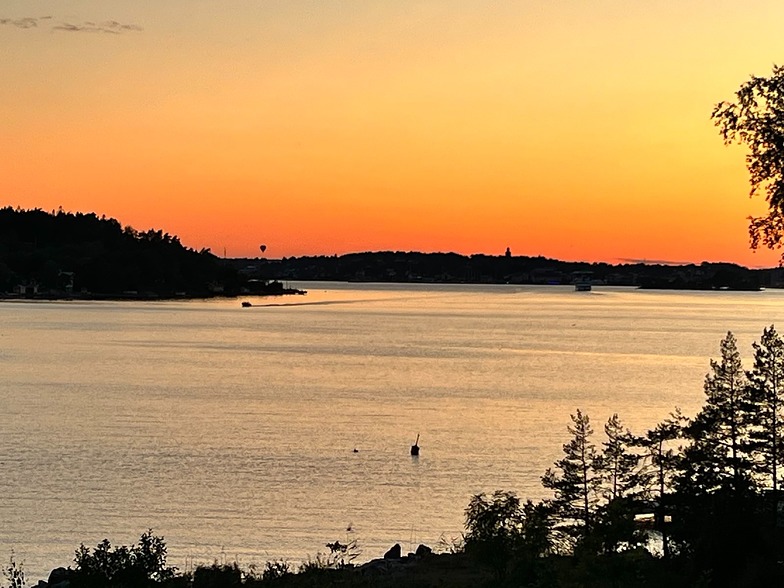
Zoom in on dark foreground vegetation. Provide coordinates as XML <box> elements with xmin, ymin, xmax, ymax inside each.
<box><xmin>9</xmin><ymin>326</ymin><xmax>784</xmax><ymax>588</ymax></box>
<box><xmin>0</xmin><ymin>207</ymin><xmax>299</xmax><ymax>299</ymax></box>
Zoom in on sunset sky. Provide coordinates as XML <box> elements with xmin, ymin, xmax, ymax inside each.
<box><xmin>3</xmin><ymin>1</ymin><xmax>784</xmax><ymax>266</ymax></box>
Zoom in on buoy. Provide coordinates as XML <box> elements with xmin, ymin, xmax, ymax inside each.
<box><xmin>410</xmin><ymin>434</ymin><xmax>420</xmax><ymax>456</ymax></box>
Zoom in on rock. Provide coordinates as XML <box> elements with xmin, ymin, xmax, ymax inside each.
<box><xmin>47</xmin><ymin>568</ymin><xmax>68</xmax><ymax>585</ymax></box>
<box><xmin>415</xmin><ymin>544</ymin><xmax>432</xmax><ymax>557</ymax></box>
<box><xmin>47</xmin><ymin>567</ymin><xmax>70</xmax><ymax>588</ymax></box>
<box><xmin>383</xmin><ymin>543</ymin><xmax>402</xmax><ymax>559</ymax></box>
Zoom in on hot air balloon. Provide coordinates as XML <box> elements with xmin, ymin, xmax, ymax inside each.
<box><xmin>259</xmin><ymin>244</ymin><xmax>267</xmax><ymax>253</ymax></box>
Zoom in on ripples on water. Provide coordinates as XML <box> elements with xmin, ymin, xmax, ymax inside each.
<box><xmin>1</xmin><ymin>283</ymin><xmax>782</xmax><ymax>580</ymax></box>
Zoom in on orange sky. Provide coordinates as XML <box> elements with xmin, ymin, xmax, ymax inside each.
<box><xmin>3</xmin><ymin>1</ymin><xmax>784</xmax><ymax>266</ymax></box>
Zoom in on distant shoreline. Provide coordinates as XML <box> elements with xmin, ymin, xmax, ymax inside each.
<box><xmin>1</xmin><ymin>280</ymin><xmax>774</xmax><ymax>302</ymax></box>
<box><xmin>0</xmin><ymin>282</ymin><xmax>307</xmax><ymax>302</ymax></box>
<box><xmin>225</xmin><ymin>252</ymin><xmax>780</xmax><ymax>291</ymax></box>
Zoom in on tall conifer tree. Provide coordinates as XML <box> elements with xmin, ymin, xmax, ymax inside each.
<box><xmin>600</xmin><ymin>413</ymin><xmax>640</xmax><ymax>502</ymax></box>
<box><xmin>748</xmin><ymin>325</ymin><xmax>784</xmax><ymax>492</ymax></box>
<box><xmin>635</xmin><ymin>410</ymin><xmax>685</xmax><ymax>559</ymax></box>
<box><xmin>542</xmin><ymin>410</ymin><xmax>602</xmax><ymax>540</ymax></box>
<box><xmin>685</xmin><ymin>331</ymin><xmax>755</xmax><ymax>494</ymax></box>
<box><xmin>590</xmin><ymin>414</ymin><xmax>647</xmax><ymax>554</ymax></box>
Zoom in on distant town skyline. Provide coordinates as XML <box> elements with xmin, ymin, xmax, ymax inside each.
<box><xmin>3</xmin><ymin>1</ymin><xmax>784</xmax><ymax>267</ymax></box>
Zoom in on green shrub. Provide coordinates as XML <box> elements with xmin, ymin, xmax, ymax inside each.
<box><xmin>3</xmin><ymin>555</ymin><xmax>25</xmax><ymax>588</ymax></box>
<box><xmin>192</xmin><ymin>563</ymin><xmax>241</xmax><ymax>588</ymax></box>
<box><xmin>72</xmin><ymin>530</ymin><xmax>175</xmax><ymax>588</ymax></box>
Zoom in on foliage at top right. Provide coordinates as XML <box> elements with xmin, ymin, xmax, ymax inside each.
<box><xmin>713</xmin><ymin>64</ymin><xmax>784</xmax><ymax>259</ymax></box>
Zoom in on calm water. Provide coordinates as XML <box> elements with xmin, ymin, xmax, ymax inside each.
<box><xmin>2</xmin><ymin>282</ymin><xmax>783</xmax><ymax>580</ymax></box>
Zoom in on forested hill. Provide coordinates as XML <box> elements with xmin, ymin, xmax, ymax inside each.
<box><xmin>230</xmin><ymin>251</ymin><xmax>776</xmax><ymax>290</ymax></box>
<box><xmin>0</xmin><ymin>207</ymin><xmax>243</xmax><ymax>298</ymax></box>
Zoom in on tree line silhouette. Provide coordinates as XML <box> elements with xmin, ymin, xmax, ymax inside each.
<box><xmin>1</xmin><ymin>206</ymin><xmax>773</xmax><ymax>295</ymax></box>
<box><xmin>0</xmin><ymin>207</ymin><xmax>243</xmax><ymax>297</ymax></box>
<box><xmin>231</xmin><ymin>251</ymin><xmax>770</xmax><ymax>290</ymax></box>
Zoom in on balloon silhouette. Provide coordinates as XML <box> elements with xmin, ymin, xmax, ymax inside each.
<box><xmin>259</xmin><ymin>244</ymin><xmax>267</xmax><ymax>253</ymax></box>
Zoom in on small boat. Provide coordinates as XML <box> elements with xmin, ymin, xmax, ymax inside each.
<box><xmin>572</xmin><ymin>271</ymin><xmax>592</xmax><ymax>292</ymax></box>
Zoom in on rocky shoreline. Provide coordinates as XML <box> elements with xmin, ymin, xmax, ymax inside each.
<box><xmin>26</xmin><ymin>542</ymin><xmax>493</xmax><ymax>588</ymax></box>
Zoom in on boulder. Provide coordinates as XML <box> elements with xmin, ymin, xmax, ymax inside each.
<box><xmin>383</xmin><ymin>543</ymin><xmax>402</xmax><ymax>559</ymax></box>
<box><xmin>47</xmin><ymin>568</ymin><xmax>69</xmax><ymax>586</ymax></box>
<box><xmin>415</xmin><ymin>544</ymin><xmax>432</xmax><ymax>557</ymax></box>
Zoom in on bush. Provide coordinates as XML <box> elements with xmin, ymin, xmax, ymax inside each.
<box><xmin>464</xmin><ymin>491</ymin><xmax>553</xmax><ymax>579</ymax></box>
<box><xmin>3</xmin><ymin>555</ymin><xmax>25</xmax><ymax>588</ymax></box>
<box><xmin>192</xmin><ymin>563</ymin><xmax>241</xmax><ymax>588</ymax></box>
<box><xmin>72</xmin><ymin>530</ymin><xmax>175</xmax><ymax>588</ymax></box>
<box><xmin>261</xmin><ymin>560</ymin><xmax>292</xmax><ymax>581</ymax></box>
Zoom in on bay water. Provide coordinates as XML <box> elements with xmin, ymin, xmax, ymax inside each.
<box><xmin>1</xmin><ymin>282</ymin><xmax>783</xmax><ymax>580</ymax></box>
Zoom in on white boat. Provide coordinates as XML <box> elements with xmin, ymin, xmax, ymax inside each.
<box><xmin>572</xmin><ymin>271</ymin><xmax>593</xmax><ymax>292</ymax></box>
